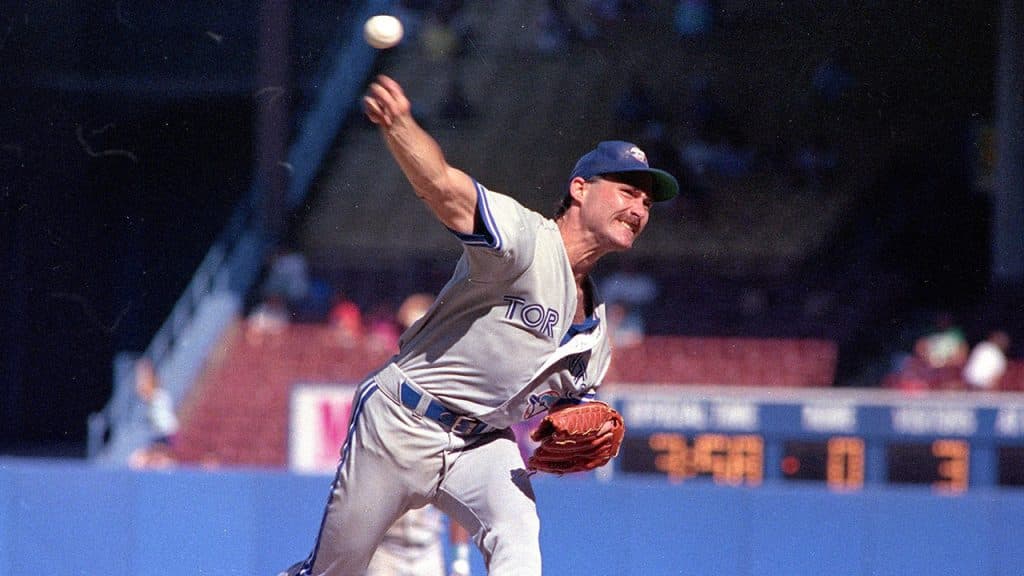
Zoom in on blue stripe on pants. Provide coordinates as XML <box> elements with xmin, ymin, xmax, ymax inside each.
<box><xmin>297</xmin><ymin>381</ymin><xmax>378</xmax><ymax>576</ymax></box>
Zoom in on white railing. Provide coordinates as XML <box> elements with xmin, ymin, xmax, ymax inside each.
<box><xmin>87</xmin><ymin>0</ymin><xmax>394</xmax><ymax>463</ymax></box>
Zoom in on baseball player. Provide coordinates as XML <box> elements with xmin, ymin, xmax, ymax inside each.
<box><xmin>285</xmin><ymin>74</ymin><xmax>678</xmax><ymax>575</ymax></box>
<box><xmin>365</xmin><ymin>506</ymin><xmax>471</xmax><ymax>576</ymax></box>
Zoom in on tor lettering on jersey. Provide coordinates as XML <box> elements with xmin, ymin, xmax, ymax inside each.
<box><xmin>502</xmin><ymin>296</ymin><xmax>560</xmax><ymax>338</ymax></box>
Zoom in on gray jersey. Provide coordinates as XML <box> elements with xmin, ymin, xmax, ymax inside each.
<box><xmin>391</xmin><ymin>182</ymin><xmax>611</xmax><ymax>429</ymax></box>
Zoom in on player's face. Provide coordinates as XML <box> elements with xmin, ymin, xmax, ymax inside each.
<box><xmin>579</xmin><ymin>172</ymin><xmax>653</xmax><ymax>251</ymax></box>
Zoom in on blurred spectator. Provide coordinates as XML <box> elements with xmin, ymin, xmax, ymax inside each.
<box><xmin>674</xmin><ymin>0</ymin><xmax>712</xmax><ymax>39</ymax></box>
<box><xmin>262</xmin><ymin>246</ymin><xmax>310</xmax><ymax>313</ymax></box>
<box><xmin>601</xmin><ymin>263</ymin><xmax>658</xmax><ymax>345</ymax></box>
<box><xmin>532</xmin><ymin>7</ymin><xmax>563</xmax><ymax>54</ymax></box>
<box><xmin>366</xmin><ymin>506</ymin><xmax>441</xmax><ymax>576</ymax></box>
<box><xmin>533</xmin><ymin>0</ymin><xmax>598</xmax><ymax>54</ymax></box>
<box><xmin>613</xmin><ymin>78</ymin><xmax>658</xmax><ymax>139</ymax></box>
<box><xmin>368</xmin><ymin>506</ymin><xmax>444</xmax><ymax>575</ymax></box>
<box><xmin>397</xmin><ymin>292</ymin><xmax>436</xmax><ymax>331</ymax></box>
<box><xmin>129</xmin><ymin>358</ymin><xmax>179</xmax><ymax>469</ymax></box>
<box><xmin>891</xmin><ymin>311</ymin><xmax>970</xmax><ymax>390</ymax></box>
<box><xmin>421</xmin><ymin>11</ymin><xmax>460</xmax><ymax>62</ymax></box>
<box><xmin>366</xmin><ymin>506</ymin><xmax>473</xmax><ymax>576</ymax></box>
<box><xmin>963</xmin><ymin>330</ymin><xmax>1012</xmax><ymax>390</ymax></box>
<box><xmin>914</xmin><ymin>311</ymin><xmax>969</xmax><ymax>372</ymax></box>
<box><xmin>791</xmin><ymin>134</ymin><xmax>838</xmax><ymax>192</ymax></box>
<box><xmin>681</xmin><ymin>131</ymin><xmax>755</xmax><ymax>180</ymax></box>
<box><xmin>884</xmin><ymin>311</ymin><xmax>971</xmax><ymax>391</ymax></box>
<box><xmin>247</xmin><ymin>293</ymin><xmax>290</xmax><ymax>344</ymax></box>
<box><xmin>679</xmin><ymin>82</ymin><xmax>756</xmax><ymax>183</ymax></box>
<box><xmin>884</xmin><ymin>353</ymin><xmax>932</xmax><ymax>392</ymax></box>
<box><xmin>419</xmin><ymin>0</ymin><xmax>478</xmax><ymax>123</ymax></box>
<box><xmin>366</xmin><ymin>302</ymin><xmax>401</xmax><ymax>353</ymax></box>
<box><xmin>327</xmin><ymin>292</ymin><xmax>364</xmax><ymax>348</ymax></box>
<box><xmin>607</xmin><ymin>301</ymin><xmax>643</xmax><ymax>348</ymax></box>
<box><xmin>293</xmin><ymin>276</ymin><xmax>334</xmax><ymax>323</ymax></box>
<box><xmin>812</xmin><ymin>49</ymin><xmax>856</xmax><ymax>105</ymax></box>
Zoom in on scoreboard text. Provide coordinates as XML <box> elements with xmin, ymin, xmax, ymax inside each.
<box><xmin>603</xmin><ymin>386</ymin><xmax>1024</xmax><ymax>492</ymax></box>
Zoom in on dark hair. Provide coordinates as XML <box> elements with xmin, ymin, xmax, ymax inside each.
<box><xmin>553</xmin><ymin>192</ymin><xmax>573</xmax><ymax>219</ymax></box>
<box><xmin>553</xmin><ymin>176</ymin><xmax>602</xmax><ymax>219</ymax></box>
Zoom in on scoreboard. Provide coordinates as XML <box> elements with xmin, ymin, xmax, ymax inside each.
<box><xmin>600</xmin><ymin>385</ymin><xmax>1024</xmax><ymax>492</ymax></box>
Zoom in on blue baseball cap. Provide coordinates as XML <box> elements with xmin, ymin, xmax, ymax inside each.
<box><xmin>569</xmin><ymin>140</ymin><xmax>680</xmax><ymax>202</ymax></box>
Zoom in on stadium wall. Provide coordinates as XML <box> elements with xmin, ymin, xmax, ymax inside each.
<box><xmin>1</xmin><ymin>458</ymin><xmax>1022</xmax><ymax>576</ymax></box>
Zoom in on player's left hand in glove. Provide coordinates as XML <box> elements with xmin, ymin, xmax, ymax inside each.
<box><xmin>527</xmin><ymin>401</ymin><xmax>625</xmax><ymax>474</ymax></box>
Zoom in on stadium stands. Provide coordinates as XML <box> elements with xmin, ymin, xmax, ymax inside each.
<box><xmin>175</xmin><ymin>322</ymin><xmax>390</xmax><ymax>467</ymax></box>
<box><xmin>173</xmin><ymin>319</ymin><xmax>1024</xmax><ymax>468</ymax></box>
<box><xmin>298</xmin><ymin>0</ymin><xmax>877</xmax><ymax>274</ymax></box>
<box><xmin>174</xmin><ymin>320</ymin><xmax>837</xmax><ymax>467</ymax></box>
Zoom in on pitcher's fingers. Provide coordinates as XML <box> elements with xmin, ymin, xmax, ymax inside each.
<box><xmin>374</xmin><ymin>75</ymin><xmax>404</xmax><ymax>99</ymax></box>
<box><xmin>372</xmin><ymin>75</ymin><xmax>410</xmax><ymax>113</ymax></box>
<box><xmin>365</xmin><ymin>82</ymin><xmax>401</xmax><ymax>117</ymax></box>
<box><xmin>362</xmin><ymin>96</ymin><xmax>389</xmax><ymax>126</ymax></box>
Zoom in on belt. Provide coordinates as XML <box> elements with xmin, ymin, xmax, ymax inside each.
<box><xmin>374</xmin><ymin>363</ymin><xmax>496</xmax><ymax>436</ymax></box>
<box><xmin>398</xmin><ymin>381</ymin><xmax>494</xmax><ymax>436</ymax></box>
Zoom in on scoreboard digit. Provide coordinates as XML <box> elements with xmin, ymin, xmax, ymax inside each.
<box><xmin>620</xmin><ymin>432</ymin><xmax>763</xmax><ymax>486</ymax></box>
<box><xmin>781</xmin><ymin>437</ymin><xmax>865</xmax><ymax>489</ymax></box>
<box><xmin>886</xmin><ymin>439</ymin><xmax>970</xmax><ymax>492</ymax></box>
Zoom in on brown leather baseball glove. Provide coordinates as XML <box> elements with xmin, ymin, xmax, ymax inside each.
<box><xmin>526</xmin><ymin>401</ymin><xmax>626</xmax><ymax>474</ymax></box>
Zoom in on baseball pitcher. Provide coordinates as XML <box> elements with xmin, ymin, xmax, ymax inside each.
<box><xmin>284</xmin><ymin>74</ymin><xmax>679</xmax><ymax>575</ymax></box>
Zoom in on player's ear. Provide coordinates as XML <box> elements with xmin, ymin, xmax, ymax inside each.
<box><xmin>568</xmin><ymin>176</ymin><xmax>589</xmax><ymax>205</ymax></box>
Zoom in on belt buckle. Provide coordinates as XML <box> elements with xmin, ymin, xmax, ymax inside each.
<box><xmin>449</xmin><ymin>415</ymin><xmax>480</xmax><ymax>435</ymax></box>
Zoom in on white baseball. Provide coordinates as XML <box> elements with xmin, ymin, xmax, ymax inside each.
<box><xmin>363</xmin><ymin>15</ymin><xmax>403</xmax><ymax>49</ymax></box>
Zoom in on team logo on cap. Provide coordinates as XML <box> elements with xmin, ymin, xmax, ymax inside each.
<box><xmin>627</xmin><ymin>146</ymin><xmax>648</xmax><ymax>165</ymax></box>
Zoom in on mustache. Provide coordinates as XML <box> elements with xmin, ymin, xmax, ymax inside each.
<box><xmin>617</xmin><ymin>213</ymin><xmax>643</xmax><ymax>227</ymax></box>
